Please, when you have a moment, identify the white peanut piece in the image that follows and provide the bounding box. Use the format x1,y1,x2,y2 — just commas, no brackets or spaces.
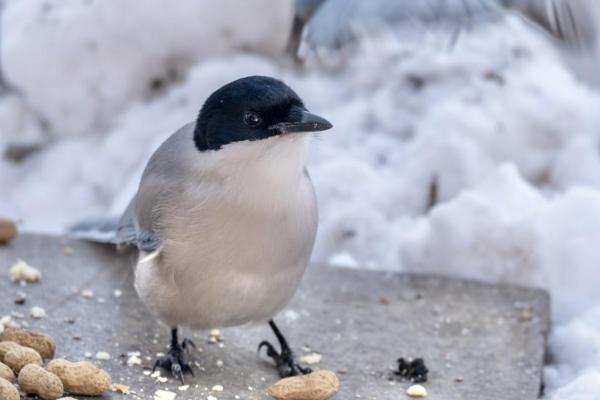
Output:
2,342,43,373
0,327,56,359
268,370,340,400
18,364,64,400
47,358,111,396
0,376,20,400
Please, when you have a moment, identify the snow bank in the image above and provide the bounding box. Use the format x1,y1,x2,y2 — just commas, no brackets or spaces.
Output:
322,158,600,397
402,165,600,322
309,17,600,272
1,0,293,137
0,5,599,399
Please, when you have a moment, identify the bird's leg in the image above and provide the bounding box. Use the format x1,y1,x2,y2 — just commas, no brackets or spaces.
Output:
258,320,311,378
152,327,195,384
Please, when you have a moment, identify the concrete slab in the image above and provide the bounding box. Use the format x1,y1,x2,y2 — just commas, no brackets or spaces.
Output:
0,234,549,400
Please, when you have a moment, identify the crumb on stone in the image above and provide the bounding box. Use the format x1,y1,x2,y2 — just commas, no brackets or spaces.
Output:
111,383,130,394
299,352,322,365
9,259,41,283
127,352,142,366
1,315,19,330
30,306,46,319
96,351,111,360
154,389,177,400
406,384,428,398
208,329,223,343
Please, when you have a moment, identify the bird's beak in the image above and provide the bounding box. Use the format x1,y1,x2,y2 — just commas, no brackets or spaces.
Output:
269,110,333,134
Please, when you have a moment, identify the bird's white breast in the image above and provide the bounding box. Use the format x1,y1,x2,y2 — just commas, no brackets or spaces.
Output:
134,134,318,329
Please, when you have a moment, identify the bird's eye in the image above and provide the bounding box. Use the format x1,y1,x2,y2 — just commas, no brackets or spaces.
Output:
243,111,262,127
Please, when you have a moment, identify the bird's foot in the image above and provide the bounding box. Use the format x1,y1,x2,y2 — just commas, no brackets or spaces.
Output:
153,337,195,384
258,340,311,378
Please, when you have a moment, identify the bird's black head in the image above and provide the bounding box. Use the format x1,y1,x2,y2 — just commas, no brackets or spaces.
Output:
194,76,332,151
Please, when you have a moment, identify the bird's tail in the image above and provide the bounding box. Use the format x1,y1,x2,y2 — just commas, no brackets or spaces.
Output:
68,216,121,244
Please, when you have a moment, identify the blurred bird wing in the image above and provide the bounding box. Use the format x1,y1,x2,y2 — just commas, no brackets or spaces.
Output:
520,0,597,48
302,0,596,50
305,0,503,48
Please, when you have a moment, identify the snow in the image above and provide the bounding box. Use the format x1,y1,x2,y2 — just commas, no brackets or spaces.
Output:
1,0,293,137
1,2,600,398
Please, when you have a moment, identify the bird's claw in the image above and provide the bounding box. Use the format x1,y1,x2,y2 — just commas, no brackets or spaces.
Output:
258,340,311,378
182,338,196,350
153,338,195,384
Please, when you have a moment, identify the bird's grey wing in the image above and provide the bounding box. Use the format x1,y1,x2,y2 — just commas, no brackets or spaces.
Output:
130,173,171,253
118,122,195,253
115,195,160,252
116,196,136,245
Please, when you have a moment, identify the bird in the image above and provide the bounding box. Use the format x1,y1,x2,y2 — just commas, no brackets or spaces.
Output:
71,75,333,382
288,0,596,55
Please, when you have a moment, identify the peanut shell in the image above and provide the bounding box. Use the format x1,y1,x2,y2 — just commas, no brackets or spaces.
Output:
47,358,111,396
0,361,15,382
0,376,19,400
268,370,339,400
0,327,55,358
3,343,42,373
18,364,63,400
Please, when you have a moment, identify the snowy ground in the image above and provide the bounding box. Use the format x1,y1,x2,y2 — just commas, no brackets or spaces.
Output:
1,1,600,398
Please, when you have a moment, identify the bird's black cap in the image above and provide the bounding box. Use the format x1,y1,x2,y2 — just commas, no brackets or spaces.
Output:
194,76,332,151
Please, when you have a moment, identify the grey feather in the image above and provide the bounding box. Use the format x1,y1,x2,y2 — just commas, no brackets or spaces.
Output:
115,196,140,248
118,195,161,252
117,122,196,252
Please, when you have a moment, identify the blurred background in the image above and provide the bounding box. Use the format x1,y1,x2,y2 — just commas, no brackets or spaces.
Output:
0,0,599,398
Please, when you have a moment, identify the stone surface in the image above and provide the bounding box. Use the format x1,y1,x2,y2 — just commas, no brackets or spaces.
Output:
0,234,550,399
